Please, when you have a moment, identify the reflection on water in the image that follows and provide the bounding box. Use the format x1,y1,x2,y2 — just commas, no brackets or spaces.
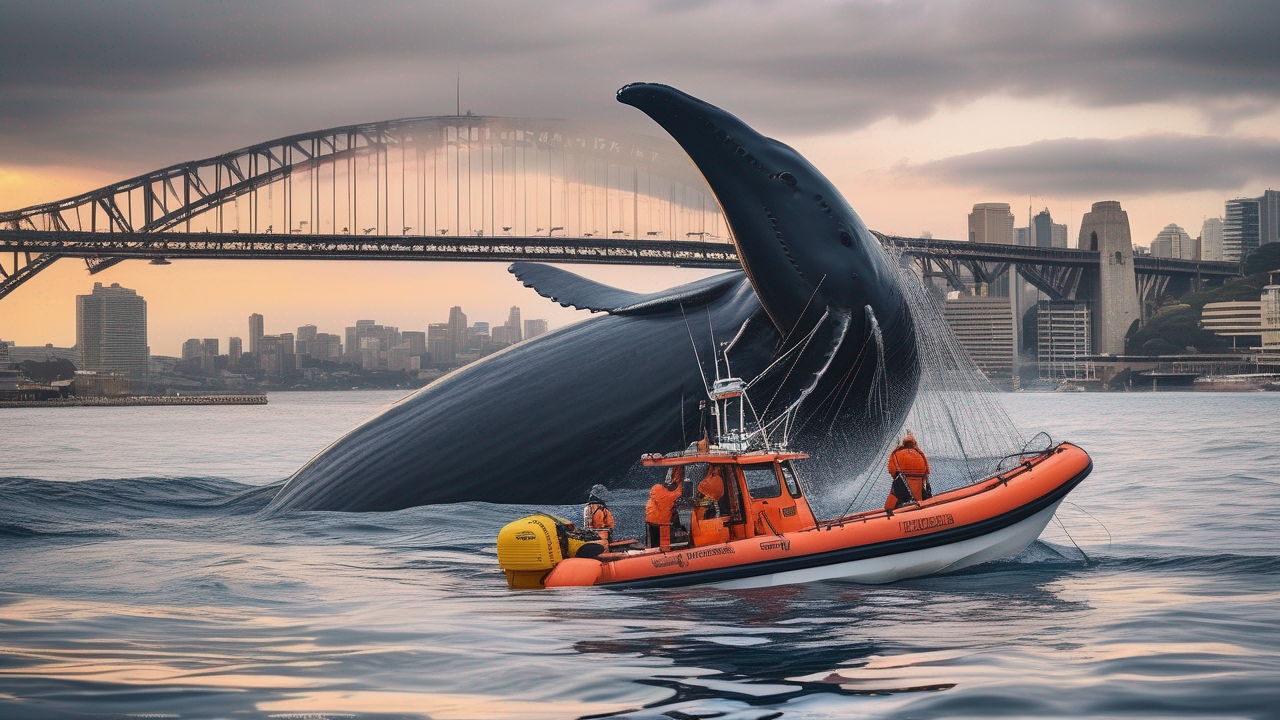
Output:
0,391,1278,719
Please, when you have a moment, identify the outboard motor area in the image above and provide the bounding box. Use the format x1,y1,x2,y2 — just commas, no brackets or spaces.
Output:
496,514,605,589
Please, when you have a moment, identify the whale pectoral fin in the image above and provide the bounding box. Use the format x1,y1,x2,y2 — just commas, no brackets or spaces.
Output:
509,262,746,315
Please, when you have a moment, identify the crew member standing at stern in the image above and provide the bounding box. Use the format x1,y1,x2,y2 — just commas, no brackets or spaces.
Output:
885,431,931,515
646,468,685,548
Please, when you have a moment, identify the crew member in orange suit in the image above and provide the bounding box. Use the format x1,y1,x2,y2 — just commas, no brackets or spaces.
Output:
884,431,932,515
695,465,726,518
646,467,685,547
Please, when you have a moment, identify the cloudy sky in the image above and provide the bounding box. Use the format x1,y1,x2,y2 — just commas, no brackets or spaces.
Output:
2,0,1278,353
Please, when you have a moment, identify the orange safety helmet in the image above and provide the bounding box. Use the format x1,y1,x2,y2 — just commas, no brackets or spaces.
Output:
902,430,917,447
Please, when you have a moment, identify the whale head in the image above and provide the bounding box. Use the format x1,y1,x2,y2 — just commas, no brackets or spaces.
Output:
617,82,901,335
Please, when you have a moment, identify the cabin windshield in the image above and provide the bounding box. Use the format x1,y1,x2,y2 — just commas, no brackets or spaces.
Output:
743,463,782,499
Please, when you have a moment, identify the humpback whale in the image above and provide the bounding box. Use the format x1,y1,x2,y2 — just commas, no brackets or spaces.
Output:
267,83,918,513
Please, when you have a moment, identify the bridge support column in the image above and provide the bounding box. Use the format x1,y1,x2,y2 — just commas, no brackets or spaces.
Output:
1078,201,1141,354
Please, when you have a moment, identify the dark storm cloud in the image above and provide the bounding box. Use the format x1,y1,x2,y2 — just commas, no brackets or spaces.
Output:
910,134,1280,194
1,0,1278,173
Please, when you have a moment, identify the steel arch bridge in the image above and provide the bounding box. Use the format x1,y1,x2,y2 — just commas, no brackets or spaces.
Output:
0,115,731,299
0,114,1241,314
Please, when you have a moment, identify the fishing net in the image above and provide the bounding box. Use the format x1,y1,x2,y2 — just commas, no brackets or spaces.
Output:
806,246,1040,521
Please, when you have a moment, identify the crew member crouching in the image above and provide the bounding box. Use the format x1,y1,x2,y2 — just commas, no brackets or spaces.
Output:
885,431,931,515
582,484,614,545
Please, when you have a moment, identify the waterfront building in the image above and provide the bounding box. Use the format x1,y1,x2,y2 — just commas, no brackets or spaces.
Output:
0,339,8,367
1263,283,1280,350
201,338,219,374
7,344,79,366
505,306,523,343
1201,301,1262,347
182,338,202,360
228,337,242,364
1201,218,1224,261
1037,301,1094,380
313,333,342,360
448,307,469,356
427,323,452,364
77,282,148,378
1077,201,1141,356
524,319,548,339
388,344,411,372
968,203,1015,245
943,296,1013,379
248,313,264,355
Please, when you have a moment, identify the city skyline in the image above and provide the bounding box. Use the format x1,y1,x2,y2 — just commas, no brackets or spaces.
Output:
3,2,1279,350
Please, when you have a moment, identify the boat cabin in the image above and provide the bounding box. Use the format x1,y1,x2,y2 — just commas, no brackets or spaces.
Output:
639,451,819,550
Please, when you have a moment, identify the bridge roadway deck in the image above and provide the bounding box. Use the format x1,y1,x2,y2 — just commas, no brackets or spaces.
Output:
0,229,1242,278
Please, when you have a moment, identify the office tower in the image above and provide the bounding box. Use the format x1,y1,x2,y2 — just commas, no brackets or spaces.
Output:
505,306,523,343
1037,301,1093,380
968,203,1015,245
182,338,202,360
524,319,549,339
258,335,283,377
448,306,468,356
1201,218,1224,261
1259,189,1280,247
76,282,148,377
248,313,264,355
388,344,411,372
942,296,1013,379
1032,209,1057,248
0,340,9,367
313,333,342,360
1262,282,1280,350
427,323,452,364
200,338,219,373
402,331,426,360
228,337,243,365
1224,197,1260,261
296,324,318,357
1077,201,1140,355
471,321,490,336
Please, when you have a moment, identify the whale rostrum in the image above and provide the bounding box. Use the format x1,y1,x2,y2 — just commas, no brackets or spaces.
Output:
266,84,919,513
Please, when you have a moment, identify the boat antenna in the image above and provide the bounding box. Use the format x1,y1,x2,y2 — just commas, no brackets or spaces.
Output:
680,391,687,448
680,304,710,395
706,305,720,382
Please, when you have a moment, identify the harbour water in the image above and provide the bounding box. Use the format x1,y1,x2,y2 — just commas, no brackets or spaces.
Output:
1,390,1278,719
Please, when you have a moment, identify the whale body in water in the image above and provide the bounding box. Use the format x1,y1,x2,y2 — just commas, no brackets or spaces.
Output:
267,83,918,513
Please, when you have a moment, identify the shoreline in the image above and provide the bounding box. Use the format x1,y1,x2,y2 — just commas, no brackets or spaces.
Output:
0,395,268,408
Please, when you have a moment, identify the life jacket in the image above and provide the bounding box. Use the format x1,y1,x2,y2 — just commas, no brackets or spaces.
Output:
583,500,614,530
645,481,682,525
886,441,931,511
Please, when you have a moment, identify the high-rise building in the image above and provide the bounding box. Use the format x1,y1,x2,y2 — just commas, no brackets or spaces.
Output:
248,314,264,355
1037,301,1093,380
490,325,513,345
0,339,9,367
295,324,318,357
524,319,549,339
968,203,1015,245
228,337,243,365
427,323,452,364
942,296,1013,379
401,331,427,360
258,335,283,377
313,333,342,360
77,282,148,377
1032,209,1067,249
182,338,202,360
200,338,219,373
505,306,523,343
1151,223,1193,259
1260,189,1280,247
388,344,411,372
1201,218,1225,261
448,306,468,356
1225,197,1261,261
